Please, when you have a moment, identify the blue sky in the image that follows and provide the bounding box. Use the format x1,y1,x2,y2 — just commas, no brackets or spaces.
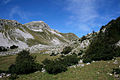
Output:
0,0,120,37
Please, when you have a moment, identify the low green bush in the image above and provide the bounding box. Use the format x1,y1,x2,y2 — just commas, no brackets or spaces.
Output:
0,46,7,52
60,54,79,67
44,60,67,74
42,58,51,65
80,36,87,42
78,50,83,56
9,74,18,80
112,68,120,74
33,63,43,71
42,54,79,74
8,50,43,74
10,45,18,49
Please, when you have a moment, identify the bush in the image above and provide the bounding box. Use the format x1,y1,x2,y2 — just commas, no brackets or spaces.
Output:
112,68,120,74
83,39,114,63
0,70,6,73
60,54,79,66
33,63,43,71
44,60,67,74
8,64,16,74
80,36,87,42
10,45,18,49
60,55,65,57
0,46,7,52
78,50,83,56
42,54,79,74
42,58,51,65
61,46,72,54
9,74,18,80
50,53,57,56
8,50,43,74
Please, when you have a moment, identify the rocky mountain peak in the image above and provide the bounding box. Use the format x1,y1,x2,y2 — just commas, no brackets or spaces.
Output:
0,19,20,26
24,21,50,30
0,19,22,31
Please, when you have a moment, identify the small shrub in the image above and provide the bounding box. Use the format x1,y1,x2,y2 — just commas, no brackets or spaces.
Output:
10,45,18,49
42,54,79,74
0,70,6,73
9,74,18,80
78,50,83,56
81,36,87,42
0,46,7,52
60,55,65,57
61,54,79,66
50,53,56,56
8,64,16,74
33,63,43,71
42,58,51,65
112,68,120,74
44,60,67,74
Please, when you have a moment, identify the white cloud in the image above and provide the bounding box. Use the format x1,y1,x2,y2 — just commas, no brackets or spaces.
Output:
9,6,28,21
66,0,98,22
3,0,11,4
64,0,120,33
64,0,99,32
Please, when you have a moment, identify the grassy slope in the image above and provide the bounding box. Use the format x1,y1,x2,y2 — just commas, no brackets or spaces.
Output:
22,25,67,46
0,53,59,71
0,54,120,80
0,55,16,71
17,58,120,80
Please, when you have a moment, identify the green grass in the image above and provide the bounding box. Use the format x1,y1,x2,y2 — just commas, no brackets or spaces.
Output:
0,55,16,71
22,25,50,46
0,54,120,80
0,53,58,71
16,58,120,80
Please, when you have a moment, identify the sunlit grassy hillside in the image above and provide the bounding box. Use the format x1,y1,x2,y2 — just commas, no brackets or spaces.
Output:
0,53,120,80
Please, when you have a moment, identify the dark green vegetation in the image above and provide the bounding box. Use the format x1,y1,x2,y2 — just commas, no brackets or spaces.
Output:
80,36,87,42
42,54,79,74
10,45,18,49
8,50,43,74
112,68,120,74
0,45,18,52
83,17,120,63
42,59,67,74
0,46,7,52
9,74,18,80
59,54,79,67
78,50,83,56
0,54,120,80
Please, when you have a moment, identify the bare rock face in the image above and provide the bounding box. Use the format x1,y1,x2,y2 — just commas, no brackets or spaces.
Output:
0,19,79,55
67,32,98,55
0,19,30,49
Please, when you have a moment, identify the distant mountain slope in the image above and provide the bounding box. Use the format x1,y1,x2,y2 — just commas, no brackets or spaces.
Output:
0,19,78,49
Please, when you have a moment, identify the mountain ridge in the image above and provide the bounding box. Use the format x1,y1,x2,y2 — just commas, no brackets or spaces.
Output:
0,19,78,54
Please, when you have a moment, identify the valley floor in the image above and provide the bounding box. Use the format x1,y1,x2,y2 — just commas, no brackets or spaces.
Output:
0,53,120,80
